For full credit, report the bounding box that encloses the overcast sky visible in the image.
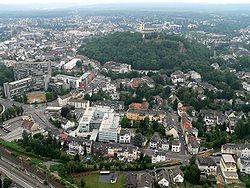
[2,0,250,5]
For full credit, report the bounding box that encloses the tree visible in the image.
[120,117,132,128]
[80,178,86,188]
[133,133,143,147]
[3,177,12,188]
[61,106,71,118]
[184,156,200,184]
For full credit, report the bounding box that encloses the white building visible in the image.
[68,99,90,109]
[77,106,121,142]
[54,74,82,89]
[119,129,131,144]
[171,139,181,153]
[64,58,81,70]
[242,82,250,91]
[152,152,168,164]
[98,113,121,143]
[237,158,250,175]
[57,93,72,107]
[220,154,239,184]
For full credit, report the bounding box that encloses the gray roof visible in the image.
[197,157,217,167]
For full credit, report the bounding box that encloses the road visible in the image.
[0,159,46,188]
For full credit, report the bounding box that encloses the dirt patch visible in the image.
[27,91,46,104]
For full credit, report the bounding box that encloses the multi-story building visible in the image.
[77,106,121,142]
[237,158,250,175]
[221,143,250,158]
[13,61,51,90]
[98,112,121,142]
[4,77,33,99]
[220,154,239,184]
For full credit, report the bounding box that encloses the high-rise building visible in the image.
[4,77,33,99]
[13,61,51,90]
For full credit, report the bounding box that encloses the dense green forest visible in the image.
[0,64,14,86]
[79,32,211,70]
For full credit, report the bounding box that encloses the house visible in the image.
[149,133,160,149]
[93,142,140,162]
[159,139,169,151]
[171,71,186,85]
[171,139,181,153]
[220,154,239,184]
[196,157,217,175]
[172,167,184,183]
[57,93,72,107]
[129,101,149,110]
[188,138,199,155]
[156,169,170,187]
[187,70,202,82]
[165,127,179,138]
[152,151,168,164]
[126,173,137,188]
[119,129,131,144]
[137,173,153,188]
[237,158,250,175]
[242,81,250,91]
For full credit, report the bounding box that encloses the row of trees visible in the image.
[0,105,23,122]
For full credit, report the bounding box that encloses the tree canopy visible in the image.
[79,32,210,70]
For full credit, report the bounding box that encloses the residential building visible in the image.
[156,169,170,187]
[220,154,239,184]
[119,129,131,144]
[196,157,217,175]
[237,158,250,175]
[57,93,72,107]
[4,77,33,99]
[103,61,131,73]
[171,139,181,153]
[13,61,51,90]
[126,172,153,188]
[158,139,169,151]
[68,98,90,109]
[149,133,160,149]
[221,143,250,158]
[172,167,184,183]
[152,151,168,164]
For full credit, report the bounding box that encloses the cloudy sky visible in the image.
[1,0,250,5]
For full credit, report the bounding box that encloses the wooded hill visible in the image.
[79,32,211,70]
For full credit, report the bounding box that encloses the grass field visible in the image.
[74,173,125,188]
[27,91,46,104]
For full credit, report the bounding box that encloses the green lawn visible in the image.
[75,173,125,188]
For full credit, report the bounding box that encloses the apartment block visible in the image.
[4,77,33,99]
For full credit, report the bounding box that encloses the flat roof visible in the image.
[8,77,32,85]
[99,113,120,131]
[55,74,80,80]
[222,154,235,163]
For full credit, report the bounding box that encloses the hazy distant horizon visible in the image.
[2,0,250,5]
